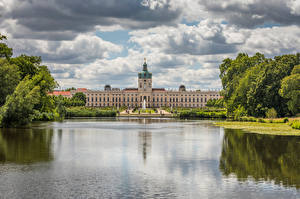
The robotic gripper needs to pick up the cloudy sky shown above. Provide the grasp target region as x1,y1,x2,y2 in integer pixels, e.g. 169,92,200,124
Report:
1,0,300,90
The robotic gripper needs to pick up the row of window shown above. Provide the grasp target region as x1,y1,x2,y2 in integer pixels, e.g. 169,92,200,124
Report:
87,103,206,107
86,93,219,97
87,97,217,103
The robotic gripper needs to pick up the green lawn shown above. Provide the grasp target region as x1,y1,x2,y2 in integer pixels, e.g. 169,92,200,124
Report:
214,121,300,136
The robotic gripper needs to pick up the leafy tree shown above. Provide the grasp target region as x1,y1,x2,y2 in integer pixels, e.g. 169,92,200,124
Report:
72,92,86,104
0,34,13,59
0,76,40,127
10,54,42,79
0,59,20,106
279,65,300,115
219,53,300,117
206,99,217,107
31,65,58,112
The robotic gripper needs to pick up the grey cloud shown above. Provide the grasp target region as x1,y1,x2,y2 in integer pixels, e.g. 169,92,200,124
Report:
166,36,236,55
199,0,300,28
1,0,181,40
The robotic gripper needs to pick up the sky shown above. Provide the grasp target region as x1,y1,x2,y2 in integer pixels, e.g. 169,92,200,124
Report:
1,0,300,90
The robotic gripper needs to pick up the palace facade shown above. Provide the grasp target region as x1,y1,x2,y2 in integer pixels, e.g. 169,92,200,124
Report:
70,59,221,108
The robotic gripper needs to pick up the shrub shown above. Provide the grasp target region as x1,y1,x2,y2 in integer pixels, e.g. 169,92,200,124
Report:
283,117,289,123
65,107,116,117
290,120,300,130
266,108,277,118
233,106,247,121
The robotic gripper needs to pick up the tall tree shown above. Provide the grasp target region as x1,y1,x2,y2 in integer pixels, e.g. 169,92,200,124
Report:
279,65,300,115
219,53,300,117
10,54,42,79
0,59,20,106
72,92,86,104
0,76,41,127
0,34,13,60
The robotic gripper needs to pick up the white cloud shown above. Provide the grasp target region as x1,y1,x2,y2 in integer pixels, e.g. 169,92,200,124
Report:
287,0,300,15
239,25,300,56
7,34,123,64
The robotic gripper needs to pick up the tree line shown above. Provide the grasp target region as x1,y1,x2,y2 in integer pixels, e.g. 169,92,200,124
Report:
0,34,87,127
219,53,300,118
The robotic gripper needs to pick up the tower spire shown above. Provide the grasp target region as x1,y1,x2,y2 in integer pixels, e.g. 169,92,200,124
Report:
143,58,148,71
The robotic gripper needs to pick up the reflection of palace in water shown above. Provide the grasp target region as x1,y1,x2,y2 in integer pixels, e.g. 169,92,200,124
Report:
68,59,221,108
138,131,152,163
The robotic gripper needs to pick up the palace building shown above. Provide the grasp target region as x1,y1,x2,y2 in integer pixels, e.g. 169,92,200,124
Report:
70,59,221,108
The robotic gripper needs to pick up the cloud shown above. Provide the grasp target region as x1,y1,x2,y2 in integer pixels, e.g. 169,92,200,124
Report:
1,0,300,90
199,0,300,28
287,0,300,16
0,0,181,40
239,25,300,56
129,20,240,56
7,34,123,64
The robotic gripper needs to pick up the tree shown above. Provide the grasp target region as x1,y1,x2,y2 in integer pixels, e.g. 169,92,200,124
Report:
206,99,217,107
72,92,86,104
0,34,13,60
279,65,300,115
0,76,40,127
0,59,20,106
219,53,300,117
10,54,42,79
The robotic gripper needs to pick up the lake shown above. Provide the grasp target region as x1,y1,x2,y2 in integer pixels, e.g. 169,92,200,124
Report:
0,118,299,199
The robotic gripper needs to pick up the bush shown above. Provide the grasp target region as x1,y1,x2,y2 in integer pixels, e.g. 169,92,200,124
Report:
283,117,289,123
179,110,226,119
65,107,116,117
233,106,247,121
290,120,300,130
32,111,55,121
266,108,277,118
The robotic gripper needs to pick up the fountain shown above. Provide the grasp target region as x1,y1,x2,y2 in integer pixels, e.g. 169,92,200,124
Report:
142,99,146,110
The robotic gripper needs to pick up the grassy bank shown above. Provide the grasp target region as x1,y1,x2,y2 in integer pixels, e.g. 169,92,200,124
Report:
215,121,300,136
66,107,117,117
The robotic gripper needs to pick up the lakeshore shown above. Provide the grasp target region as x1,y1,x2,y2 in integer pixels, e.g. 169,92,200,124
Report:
214,121,300,136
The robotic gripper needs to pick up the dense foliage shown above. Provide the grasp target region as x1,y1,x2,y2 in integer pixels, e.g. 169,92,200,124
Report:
178,110,226,119
65,107,116,117
220,53,300,118
52,93,86,107
206,98,224,108
0,34,58,126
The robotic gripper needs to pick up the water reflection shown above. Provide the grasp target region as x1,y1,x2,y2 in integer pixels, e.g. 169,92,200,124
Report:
0,119,299,198
0,128,53,164
220,129,300,188
138,131,152,163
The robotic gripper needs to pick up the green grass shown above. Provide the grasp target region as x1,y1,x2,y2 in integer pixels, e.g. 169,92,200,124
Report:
214,121,300,136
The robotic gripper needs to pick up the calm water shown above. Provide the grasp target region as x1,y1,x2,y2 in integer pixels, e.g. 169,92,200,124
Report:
0,118,299,199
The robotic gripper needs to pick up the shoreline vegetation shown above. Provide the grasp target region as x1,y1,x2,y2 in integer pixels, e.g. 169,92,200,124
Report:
214,120,300,136
65,107,117,118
